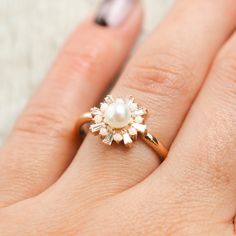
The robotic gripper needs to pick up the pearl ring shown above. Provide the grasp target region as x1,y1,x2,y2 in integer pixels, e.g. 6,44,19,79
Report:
77,95,168,160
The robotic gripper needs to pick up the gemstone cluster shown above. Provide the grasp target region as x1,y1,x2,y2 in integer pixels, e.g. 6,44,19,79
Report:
89,95,148,146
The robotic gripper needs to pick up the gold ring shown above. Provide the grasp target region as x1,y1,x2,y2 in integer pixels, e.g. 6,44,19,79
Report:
77,95,168,160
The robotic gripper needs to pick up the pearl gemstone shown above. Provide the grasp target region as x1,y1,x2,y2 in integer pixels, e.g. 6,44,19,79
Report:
105,102,131,129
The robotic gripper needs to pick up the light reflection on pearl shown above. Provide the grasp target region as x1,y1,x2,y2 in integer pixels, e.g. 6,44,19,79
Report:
105,102,131,129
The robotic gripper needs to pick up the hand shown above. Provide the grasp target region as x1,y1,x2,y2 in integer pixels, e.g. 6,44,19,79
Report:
0,0,236,235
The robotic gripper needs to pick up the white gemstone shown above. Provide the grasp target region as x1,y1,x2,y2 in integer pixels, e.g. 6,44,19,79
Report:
104,95,114,104
129,103,138,112
91,107,102,116
126,96,135,105
105,102,131,129
99,127,108,136
135,116,144,124
103,133,114,145
100,103,108,112
133,108,147,116
90,123,105,133
94,115,103,123
132,123,147,133
128,127,137,136
123,132,133,145
114,133,123,142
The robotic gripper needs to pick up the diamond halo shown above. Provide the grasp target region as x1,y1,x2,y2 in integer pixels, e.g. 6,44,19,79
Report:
89,95,148,146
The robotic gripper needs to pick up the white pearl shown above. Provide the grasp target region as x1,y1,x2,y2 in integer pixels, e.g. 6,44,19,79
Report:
128,127,137,136
105,102,131,129
99,127,108,136
114,133,123,142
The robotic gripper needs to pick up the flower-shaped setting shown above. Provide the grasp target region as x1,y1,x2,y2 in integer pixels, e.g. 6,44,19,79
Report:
89,95,148,146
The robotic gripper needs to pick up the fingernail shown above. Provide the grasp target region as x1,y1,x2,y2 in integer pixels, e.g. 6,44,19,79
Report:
95,0,137,27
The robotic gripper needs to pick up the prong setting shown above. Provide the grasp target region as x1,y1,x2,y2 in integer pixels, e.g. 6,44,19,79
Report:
89,95,148,147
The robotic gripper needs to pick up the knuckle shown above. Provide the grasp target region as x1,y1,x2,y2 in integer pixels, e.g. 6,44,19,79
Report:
14,103,72,139
60,51,98,78
123,52,194,98
57,42,107,83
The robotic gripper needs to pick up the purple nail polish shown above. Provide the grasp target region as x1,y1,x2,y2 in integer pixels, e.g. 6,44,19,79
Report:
95,0,137,27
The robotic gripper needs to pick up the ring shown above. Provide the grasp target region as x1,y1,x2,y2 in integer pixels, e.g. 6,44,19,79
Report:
77,95,168,160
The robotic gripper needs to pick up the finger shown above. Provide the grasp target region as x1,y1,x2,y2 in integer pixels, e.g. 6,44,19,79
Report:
50,0,236,203
0,1,142,207
147,31,236,231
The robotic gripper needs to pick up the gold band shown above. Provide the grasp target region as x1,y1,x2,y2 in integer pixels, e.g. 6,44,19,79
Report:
77,112,168,160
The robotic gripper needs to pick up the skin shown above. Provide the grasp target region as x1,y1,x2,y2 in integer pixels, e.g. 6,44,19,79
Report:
0,0,236,235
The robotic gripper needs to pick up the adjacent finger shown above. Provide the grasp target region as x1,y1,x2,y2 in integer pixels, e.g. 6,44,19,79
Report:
0,1,142,207
147,31,236,230
49,0,236,204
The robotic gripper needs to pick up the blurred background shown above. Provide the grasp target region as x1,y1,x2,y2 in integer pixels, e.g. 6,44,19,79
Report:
0,0,173,144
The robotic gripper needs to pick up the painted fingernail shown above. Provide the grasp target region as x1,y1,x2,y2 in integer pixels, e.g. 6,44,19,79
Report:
95,0,137,27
